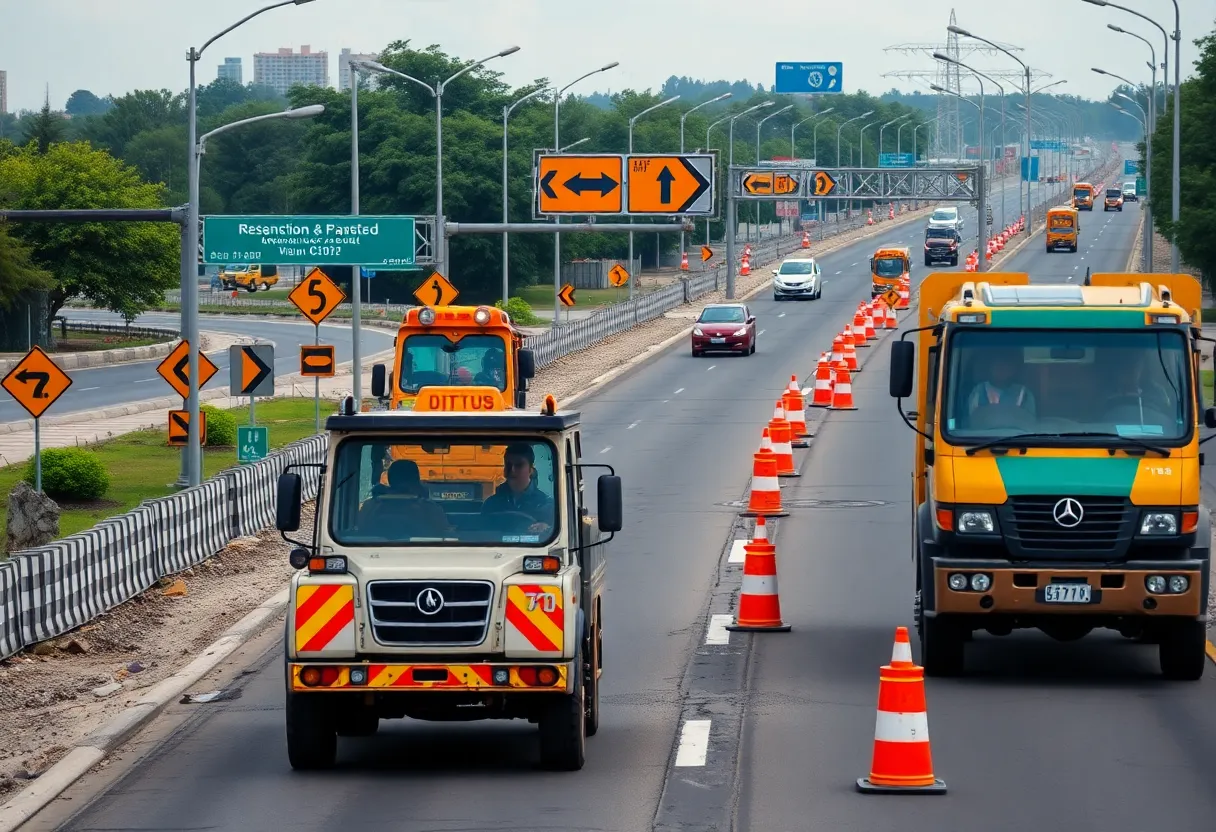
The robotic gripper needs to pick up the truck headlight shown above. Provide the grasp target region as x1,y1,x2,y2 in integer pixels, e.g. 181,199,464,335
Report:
957,510,994,533
308,555,348,574
948,573,968,591
970,573,992,592
1146,575,1167,594
474,306,492,325
418,306,436,325
1139,512,1178,535
1168,575,1189,593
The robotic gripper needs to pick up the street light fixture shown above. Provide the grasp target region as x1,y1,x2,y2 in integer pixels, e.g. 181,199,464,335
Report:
836,110,873,219
1080,0,1180,272
501,85,551,306
935,51,1006,227
560,137,591,152
552,61,620,322
879,113,912,158
754,104,793,240
791,107,834,159
180,0,316,487
628,95,681,299
678,93,732,258
1104,25,1158,269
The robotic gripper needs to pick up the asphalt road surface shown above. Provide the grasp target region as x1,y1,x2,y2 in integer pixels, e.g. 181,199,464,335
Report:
0,311,396,423
25,169,1112,832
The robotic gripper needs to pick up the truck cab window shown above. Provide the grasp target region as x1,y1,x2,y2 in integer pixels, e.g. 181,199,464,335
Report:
400,335,508,393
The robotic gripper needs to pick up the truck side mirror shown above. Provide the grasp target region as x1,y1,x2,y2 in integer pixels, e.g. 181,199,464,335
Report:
276,472,303,532
371,364,387,398
596,474,623,533
518,348,536,380
1205,407,1216,430
890,341,915,398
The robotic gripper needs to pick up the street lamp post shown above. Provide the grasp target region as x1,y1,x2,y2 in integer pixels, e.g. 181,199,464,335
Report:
809,109,835,164
628,95,680,298
836,111,873,219
679,93,731,261
755,104,793,239
933,84,988,267
552,62,620,323
948,25,1034,234
180,0,315,487
501,86,550,307
935,52,1008,232
1080,0,1179,271
726,101,774,240
879,113,912,159
706,113,733,247
1096,65,1155,270
791,107,833,159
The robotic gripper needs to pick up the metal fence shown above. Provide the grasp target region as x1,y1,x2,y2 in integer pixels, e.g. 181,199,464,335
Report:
0,434,327,659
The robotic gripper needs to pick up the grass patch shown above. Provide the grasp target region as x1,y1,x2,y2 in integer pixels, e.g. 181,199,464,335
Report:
1203,369,1212,405
51,330,170,352
0,398,326,552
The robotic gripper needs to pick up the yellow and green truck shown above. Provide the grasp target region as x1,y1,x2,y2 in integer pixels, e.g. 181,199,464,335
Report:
889,271,1212,678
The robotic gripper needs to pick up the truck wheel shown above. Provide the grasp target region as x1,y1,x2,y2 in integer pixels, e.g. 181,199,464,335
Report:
1158,620,1207,681
920,615,965,677
285,691,338,769
538,654,586,770
246,284,258,293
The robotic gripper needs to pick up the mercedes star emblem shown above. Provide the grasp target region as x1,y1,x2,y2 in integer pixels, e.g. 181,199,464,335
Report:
1052,498,1084,528
416,587,445,615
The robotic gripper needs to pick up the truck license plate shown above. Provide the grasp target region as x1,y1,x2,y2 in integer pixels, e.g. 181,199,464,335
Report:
1043,583,1092,604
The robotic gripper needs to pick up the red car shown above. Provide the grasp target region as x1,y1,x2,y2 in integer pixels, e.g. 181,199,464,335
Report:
691,303,756,356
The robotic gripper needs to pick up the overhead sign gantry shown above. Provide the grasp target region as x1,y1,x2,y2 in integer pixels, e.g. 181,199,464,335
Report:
730,165,983,202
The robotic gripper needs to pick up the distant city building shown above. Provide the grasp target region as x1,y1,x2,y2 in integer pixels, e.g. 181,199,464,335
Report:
252,45,328,96
217,57,243,85
338,48,381,91
0,71,7,114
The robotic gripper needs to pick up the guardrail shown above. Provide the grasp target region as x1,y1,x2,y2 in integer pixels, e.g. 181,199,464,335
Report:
0,435,327,660
54,320,179,340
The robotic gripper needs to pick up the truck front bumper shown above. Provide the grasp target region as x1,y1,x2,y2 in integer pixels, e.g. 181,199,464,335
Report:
289,661,572,693
930,559,1207,619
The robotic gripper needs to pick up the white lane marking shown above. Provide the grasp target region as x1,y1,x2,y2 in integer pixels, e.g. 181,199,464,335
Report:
78,386,100,392
778,312,786,318
674,719,712,767
627,421,640,430
706,614,732,646
600,446,612,454
706,365,716,371
850,262,858,267
835,270,843,275
134,378,157,383
758,329,766,336
674,387,685,395
728,539,748,564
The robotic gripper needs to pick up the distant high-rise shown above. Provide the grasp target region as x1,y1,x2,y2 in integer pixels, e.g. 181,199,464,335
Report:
217,57,243,85
252,45,328,96
0,71,7,114
338,48,381,91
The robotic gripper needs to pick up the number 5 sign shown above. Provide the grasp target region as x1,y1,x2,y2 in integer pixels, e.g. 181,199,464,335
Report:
288,267,347,325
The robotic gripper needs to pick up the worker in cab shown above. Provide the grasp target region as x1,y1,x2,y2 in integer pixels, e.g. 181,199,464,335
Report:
482,443,553,534
361,459,451,538
475,348,506,388
966,348,1037,419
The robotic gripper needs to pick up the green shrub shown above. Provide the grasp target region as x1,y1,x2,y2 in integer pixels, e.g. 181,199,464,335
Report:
24,447,109,501
201,404,238,446
495,296,544,326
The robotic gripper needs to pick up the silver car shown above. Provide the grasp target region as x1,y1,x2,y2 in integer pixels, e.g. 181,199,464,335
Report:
772,257,822,300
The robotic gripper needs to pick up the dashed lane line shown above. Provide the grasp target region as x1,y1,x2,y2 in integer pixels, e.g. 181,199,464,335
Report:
674,719,712,767
705,615,732,646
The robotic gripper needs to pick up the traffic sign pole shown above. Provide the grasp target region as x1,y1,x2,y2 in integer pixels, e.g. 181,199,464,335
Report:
33,417,41,493
314,324,320,434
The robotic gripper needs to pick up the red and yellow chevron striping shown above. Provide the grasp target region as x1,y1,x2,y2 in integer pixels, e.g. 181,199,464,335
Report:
504,584,564,653
294,583,355,653
289,663,569,691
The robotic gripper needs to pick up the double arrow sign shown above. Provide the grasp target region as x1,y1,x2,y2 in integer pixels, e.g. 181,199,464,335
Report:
536,153,716,217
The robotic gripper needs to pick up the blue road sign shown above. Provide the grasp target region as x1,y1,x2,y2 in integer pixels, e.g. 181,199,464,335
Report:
879,153,915,168
1123,159,1141,175
1021,156,1040,182
775,62,843,94
360,267,377,279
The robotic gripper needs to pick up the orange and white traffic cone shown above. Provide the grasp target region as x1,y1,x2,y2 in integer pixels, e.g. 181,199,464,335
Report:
851,309,868,346
863,302,878,340
680,250,689,271
841,329,860,372
830,361,857,410
783,376,810,447
768,403,799,477
888,204,895,220
740,253,751,276
866,210,874,225
740,429,787,518
856,627,947,794
874,298,892,330
829,337,845,367
810,352,834,408
801,231,811,249
726,517,791,633
884,297,898,329
897,277,911,310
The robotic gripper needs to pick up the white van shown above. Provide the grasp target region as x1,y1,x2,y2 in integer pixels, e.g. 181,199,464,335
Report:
1122,181,1138,202
926,206,963,232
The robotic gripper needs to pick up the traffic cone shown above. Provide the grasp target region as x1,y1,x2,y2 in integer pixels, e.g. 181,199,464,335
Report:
725,518,791,633
829,336,844,367
866,210,874,225
897,277,911,310
841,329,860,372
874,298,892,330
801,231,811,249
768,403,799,477
680,250,689,271
863,302,878,340
888,205,895,220
884,297,898,329
740,429,787,518
856,627,947,794
783,376,810,446
740,253,751,276
830,361,857,410
851,309,868,346
810,352,835,407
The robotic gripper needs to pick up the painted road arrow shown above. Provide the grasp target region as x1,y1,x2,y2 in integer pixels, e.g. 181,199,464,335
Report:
564,172,619,196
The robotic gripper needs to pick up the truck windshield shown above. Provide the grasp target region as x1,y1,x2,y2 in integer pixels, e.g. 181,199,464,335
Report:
873,257,906,277
1073,188,1089,200
941,328,1191,444
329,437,559,546
778,261,816,275
400,334,508,393
926,228,957,241
930,210,955,223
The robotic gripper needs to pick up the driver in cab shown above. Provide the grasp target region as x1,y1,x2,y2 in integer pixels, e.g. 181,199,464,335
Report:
482,443,553,534
966,348,1037,418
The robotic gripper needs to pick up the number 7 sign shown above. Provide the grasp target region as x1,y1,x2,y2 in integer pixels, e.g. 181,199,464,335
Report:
288,267,346,325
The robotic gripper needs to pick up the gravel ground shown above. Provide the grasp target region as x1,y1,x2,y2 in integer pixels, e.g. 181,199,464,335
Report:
0,205,943,803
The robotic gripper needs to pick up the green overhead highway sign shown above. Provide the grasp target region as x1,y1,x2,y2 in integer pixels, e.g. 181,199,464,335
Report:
202,215,417,267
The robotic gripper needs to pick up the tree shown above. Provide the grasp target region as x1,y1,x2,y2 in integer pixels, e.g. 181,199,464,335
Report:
0,142,180,324
22,96,67,153
1146,25,1216,283
79,89,185,159
65,90,113,118
0,224,54,310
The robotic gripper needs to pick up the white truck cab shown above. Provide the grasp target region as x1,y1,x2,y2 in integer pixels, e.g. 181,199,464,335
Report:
275,385,622,772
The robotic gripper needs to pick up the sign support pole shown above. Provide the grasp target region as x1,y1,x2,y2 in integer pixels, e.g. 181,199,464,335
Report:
725,184,737,300
33,417,41,493
314,324,321,433
249,393,256,427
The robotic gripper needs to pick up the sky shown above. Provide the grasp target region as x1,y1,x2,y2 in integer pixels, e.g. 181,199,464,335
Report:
2,0,1213,113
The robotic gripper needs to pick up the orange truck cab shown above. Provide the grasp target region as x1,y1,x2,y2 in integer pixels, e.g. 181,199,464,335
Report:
1103,188,1124,211
369,304,537,503
870,246,912,297
1072,182,1095,211
1045,206,1079,253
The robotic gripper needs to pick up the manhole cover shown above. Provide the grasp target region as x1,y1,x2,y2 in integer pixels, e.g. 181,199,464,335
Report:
719,498,888,509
